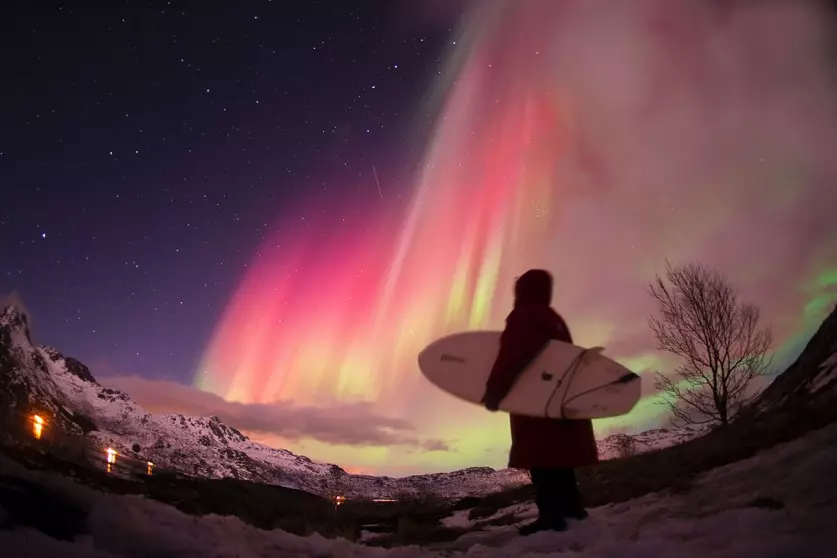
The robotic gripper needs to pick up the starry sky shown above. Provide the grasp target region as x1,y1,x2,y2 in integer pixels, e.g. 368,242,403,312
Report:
3,0,837,477
2,0,454,377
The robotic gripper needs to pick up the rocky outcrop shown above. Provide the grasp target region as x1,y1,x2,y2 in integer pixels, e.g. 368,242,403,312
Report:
756,305,837,409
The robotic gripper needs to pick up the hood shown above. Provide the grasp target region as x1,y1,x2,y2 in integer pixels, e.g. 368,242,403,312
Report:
514,269,553,307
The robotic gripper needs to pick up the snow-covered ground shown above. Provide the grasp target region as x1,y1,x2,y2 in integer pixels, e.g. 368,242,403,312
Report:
3,420,835,557
432,422,837,556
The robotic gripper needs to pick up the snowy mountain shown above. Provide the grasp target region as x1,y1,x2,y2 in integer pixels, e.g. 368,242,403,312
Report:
756,305,837,410
1,304,530,499
0,306,97,437
0,303,713,500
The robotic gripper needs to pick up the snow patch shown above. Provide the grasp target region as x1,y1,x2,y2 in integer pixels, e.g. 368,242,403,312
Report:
812,351,837,393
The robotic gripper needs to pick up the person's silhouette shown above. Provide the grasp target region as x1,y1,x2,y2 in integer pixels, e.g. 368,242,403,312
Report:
482,269,599,535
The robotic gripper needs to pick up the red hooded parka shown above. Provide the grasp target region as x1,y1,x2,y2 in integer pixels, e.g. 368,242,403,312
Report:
484,270,600,470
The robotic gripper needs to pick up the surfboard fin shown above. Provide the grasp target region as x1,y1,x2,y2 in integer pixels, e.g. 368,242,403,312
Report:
615,372,641,384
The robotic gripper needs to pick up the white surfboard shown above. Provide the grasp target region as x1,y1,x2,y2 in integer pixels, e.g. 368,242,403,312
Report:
417,330,641,419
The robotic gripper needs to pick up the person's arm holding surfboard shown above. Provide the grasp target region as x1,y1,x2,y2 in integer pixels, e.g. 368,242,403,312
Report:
482,304,573,411
554,312,573,344
482,312,549,411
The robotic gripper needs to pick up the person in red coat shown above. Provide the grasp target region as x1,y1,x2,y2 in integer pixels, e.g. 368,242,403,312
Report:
481,269,599,535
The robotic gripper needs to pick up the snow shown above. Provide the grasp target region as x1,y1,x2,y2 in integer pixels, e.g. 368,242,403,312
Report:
440,509,473,529
811,351,837,393
436,420,837,555
3,420,836,557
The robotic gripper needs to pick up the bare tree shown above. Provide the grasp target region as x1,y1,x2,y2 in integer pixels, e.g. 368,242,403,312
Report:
613,434,638,458
649,261,773,427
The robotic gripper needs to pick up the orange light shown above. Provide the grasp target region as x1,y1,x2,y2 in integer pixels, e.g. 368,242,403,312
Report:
334,495,347,507
105,448,118,473
32,415,44,440
147,461,154,476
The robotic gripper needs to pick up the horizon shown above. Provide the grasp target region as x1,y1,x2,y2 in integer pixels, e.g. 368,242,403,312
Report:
1,297,832,478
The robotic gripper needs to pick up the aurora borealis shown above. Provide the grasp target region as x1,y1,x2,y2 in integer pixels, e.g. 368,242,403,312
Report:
191,1,837,475
5,0,837,477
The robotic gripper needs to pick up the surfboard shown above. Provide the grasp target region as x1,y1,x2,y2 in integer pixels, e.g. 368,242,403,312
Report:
417,330,641,419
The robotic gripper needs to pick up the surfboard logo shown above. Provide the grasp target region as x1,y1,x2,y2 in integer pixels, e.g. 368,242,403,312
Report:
440,353,467,364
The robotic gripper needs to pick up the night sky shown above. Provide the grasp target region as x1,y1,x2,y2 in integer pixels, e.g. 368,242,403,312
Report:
2,0,454,381
3,1,837,476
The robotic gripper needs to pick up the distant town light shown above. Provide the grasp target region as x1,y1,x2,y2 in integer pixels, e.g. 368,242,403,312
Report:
334,495,347,507
372,498,398,503
147,461,154,476
32,414,44,440
106,447,118,473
